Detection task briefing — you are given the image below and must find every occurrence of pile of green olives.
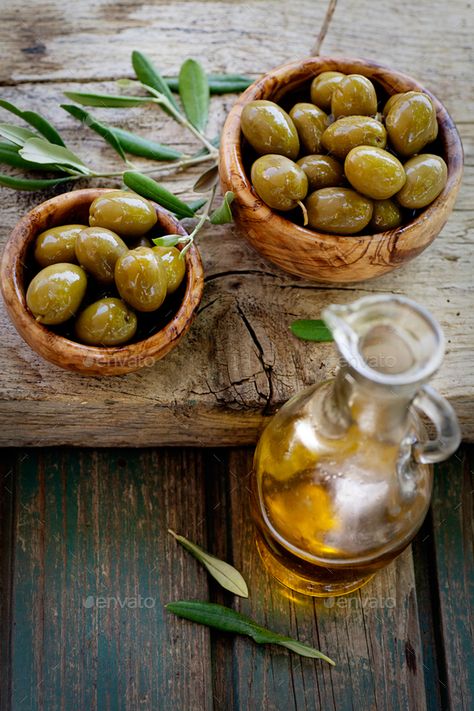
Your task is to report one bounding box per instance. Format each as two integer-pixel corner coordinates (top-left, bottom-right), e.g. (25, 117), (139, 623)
(241, 72), (448, 236)
(26, 190), (186, 346)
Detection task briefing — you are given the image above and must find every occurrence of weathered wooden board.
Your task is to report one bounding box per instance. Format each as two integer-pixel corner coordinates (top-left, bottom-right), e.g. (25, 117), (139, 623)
(0, 0), (473, 446)
(4, 447), (472, 710)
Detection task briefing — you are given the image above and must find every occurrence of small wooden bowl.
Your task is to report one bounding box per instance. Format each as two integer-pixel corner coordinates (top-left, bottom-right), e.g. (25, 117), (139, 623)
(219, 56), (463, 283)
(0, 188), (204, 375)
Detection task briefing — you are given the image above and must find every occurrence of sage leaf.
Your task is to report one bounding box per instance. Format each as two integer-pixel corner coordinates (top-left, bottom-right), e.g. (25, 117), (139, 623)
(178, 59), (210, 132)
(0, 99), (66, 146)
(63, 91), (151, 108)
(0, 173), (71, 191)
(168, 530), (248, 597)
(109, 127), (182, 161)
(290, 319), (333, 342)
(166, 601), (335, 665)
(209, 191), (234, 225)
(164, 73), (253, 95)
(132, 51), (180, 112)
(61, 105), (127, 163)
(0, 141), (63, 171)
(19, 138), (92, 175)
(0, 123), (39, 147)
(152, 235), (182, 248)
(123, 171), (195, 218)
(193, 164), (219, 192)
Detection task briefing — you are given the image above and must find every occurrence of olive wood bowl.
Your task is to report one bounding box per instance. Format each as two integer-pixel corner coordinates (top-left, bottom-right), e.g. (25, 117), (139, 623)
(219, 56), (463, 283)
(0, 188), (204, 375)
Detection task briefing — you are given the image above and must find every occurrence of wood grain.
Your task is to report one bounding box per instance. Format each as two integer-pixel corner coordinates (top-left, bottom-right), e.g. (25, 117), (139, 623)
(0, 0), (472, 445)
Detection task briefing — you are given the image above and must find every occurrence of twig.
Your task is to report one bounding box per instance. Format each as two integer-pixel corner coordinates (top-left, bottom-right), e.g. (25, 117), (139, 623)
(311, 0), (338, 56)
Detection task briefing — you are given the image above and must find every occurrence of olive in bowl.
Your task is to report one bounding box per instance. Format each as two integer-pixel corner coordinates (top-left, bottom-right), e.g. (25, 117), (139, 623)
(219, 57), (463, 283)
(0, 189), (204, 375)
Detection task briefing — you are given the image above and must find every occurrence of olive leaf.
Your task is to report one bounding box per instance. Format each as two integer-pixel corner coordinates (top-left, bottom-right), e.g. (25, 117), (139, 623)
(109, 127), (183, 161)
(209, 191), (234, 225)
(63, 91), (152, 108)
(132, 51), (180, 112)
(0, 173), (71, 190)
(166, 601), (335, 664)
(0, 99), (66, 146)
(0, 141), (63, 171)
(19, 138), (92, 175)
(290, 319), (333, 342)
(152, 235), (182, 248)
(168, 530), (248, 597)
(61, 105), (128, 163)
(165, 73), (253, 95)
(193, 164), (219, 192)
(123, 171), (195, 218)
(178, 59), (210, 132)
(0, 123), (39, 147)
(186, 197), (207, 212)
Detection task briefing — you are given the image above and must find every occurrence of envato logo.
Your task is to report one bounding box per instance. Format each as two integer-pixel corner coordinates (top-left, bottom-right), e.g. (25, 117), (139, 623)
(83, 594), (156, 609)
(323, 596), (396, 609)
(82, 355), (157, 370)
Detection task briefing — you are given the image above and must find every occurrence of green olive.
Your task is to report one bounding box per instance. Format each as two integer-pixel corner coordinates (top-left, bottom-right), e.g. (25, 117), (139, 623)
(331, 74), (378, 118)
(241, 100), (300, 159)
(114, 247), (167, 312)
(26, 263), (87, 325)
(345, 146), (406, 200)
(310, 71), (345, 111)
(75, 227), (128, 284)
(385, 91), (438, 156)
(306, 188), (373, 235)
(250, 154), (308, 210)
(396, 154), (447, 209)
(321, 116), (387, 159)
(89, 190), (157, 238)
(369, 199), (403, 232)
(152, 245), (186, 294)
(34, 224), (86, 268)
(296, 154), (344, 190)
(288, 103), (328, 153)
(382, 92), (405, 117)
(75, 297), (137, 346)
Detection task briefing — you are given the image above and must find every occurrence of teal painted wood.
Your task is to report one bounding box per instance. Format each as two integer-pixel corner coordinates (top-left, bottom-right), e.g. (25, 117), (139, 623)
(430, 446), (474, 710)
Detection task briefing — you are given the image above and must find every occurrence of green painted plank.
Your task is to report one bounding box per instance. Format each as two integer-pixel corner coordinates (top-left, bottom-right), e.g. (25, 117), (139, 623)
(430, 446), (474, 710)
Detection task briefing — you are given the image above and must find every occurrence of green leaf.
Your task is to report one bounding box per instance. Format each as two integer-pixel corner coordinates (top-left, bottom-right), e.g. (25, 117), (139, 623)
(19, 138), (92, 175)
(0, 123), (39, 147)
(164, 73), (253, 94)
(168, 530), (248, 597)
(0, 141), (63, 171)
(61, 105), (127, 163)
(109, 127), (183, 161)
(290, 319), (334, 342)
(132, 51), (180, 112)
(178, 59), (210, 132)
(209, 191), (234, 225)
(122, 171), (195, 218)
(152, 235), (182, 248)
(166, 601), (335, 665)
(63, 91), (151, 108)
(0, 173), (71, 191)
(0, 99), (66, 146)
(186, 197), (207, 212)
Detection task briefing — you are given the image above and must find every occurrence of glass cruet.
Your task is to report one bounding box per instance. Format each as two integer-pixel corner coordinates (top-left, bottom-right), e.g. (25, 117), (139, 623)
(251, 294), (461, 597)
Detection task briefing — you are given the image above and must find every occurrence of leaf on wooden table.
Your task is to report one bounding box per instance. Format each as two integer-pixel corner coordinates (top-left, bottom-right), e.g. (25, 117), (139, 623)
(178, 59), (210, 132)
(0, 141), (63, 171)
(209, 191), (234, 225)
(63, 91), (152, 108)
(132, 51), (180, 112)
(168, 529), (248, 597)
(109, 127), (183, 161)
(290, 319), (333, 342)
(0, 123), (39, 147)
(193, 164), (219, 192)
(122, 171), (195, 218)
(0, 99), (66, 146)
(0, 173), (71, 190)
(61, 104), (127, 163)
(164, 73), (253, 94)
(19, 138), (92, 175)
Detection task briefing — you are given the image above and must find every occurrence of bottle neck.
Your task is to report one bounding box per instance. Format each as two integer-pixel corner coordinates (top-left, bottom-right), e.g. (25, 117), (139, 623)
(328, 366), (415, 443)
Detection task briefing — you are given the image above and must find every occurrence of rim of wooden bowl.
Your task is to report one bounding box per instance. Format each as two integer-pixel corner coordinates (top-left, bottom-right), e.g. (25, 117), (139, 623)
(0, 188), (204, 375)
(219, 56), (464, 282)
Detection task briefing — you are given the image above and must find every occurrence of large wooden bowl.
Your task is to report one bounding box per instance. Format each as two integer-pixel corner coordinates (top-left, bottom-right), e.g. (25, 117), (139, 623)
(220, 57), (463, 283)
(0, 188), (204, 375)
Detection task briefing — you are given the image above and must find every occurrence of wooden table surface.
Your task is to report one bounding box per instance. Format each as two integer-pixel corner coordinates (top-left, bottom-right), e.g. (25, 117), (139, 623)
(0, 1), (473, 710)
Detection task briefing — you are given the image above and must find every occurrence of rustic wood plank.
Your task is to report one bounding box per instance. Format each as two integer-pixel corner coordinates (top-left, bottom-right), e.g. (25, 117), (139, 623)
(0, 452), (15, 711)
(4, 448), (214, 711)
(0, 0), (472, 446)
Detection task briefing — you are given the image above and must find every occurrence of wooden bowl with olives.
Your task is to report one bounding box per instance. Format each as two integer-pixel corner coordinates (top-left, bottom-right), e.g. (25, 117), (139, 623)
(219, 56), (463, 283)
(1, 188), (204, 375)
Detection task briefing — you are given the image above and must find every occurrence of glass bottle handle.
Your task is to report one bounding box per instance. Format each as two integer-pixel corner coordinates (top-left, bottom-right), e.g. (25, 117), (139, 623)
(413, 385), (461, 464)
